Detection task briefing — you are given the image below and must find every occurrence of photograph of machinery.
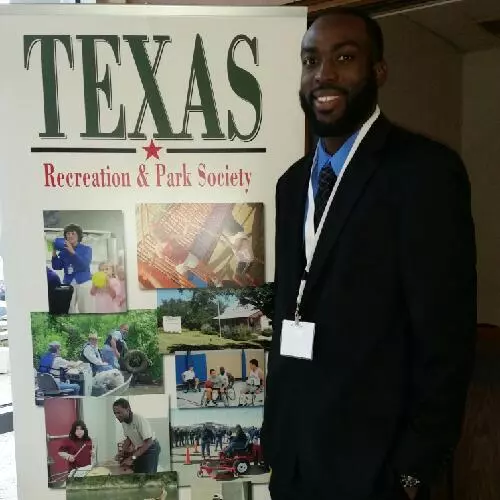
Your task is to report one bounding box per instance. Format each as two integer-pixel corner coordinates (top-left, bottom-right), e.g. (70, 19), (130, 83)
(136, 203), (264, 289)
(31, 310), (163, 403)
(170, 407), (268, 488)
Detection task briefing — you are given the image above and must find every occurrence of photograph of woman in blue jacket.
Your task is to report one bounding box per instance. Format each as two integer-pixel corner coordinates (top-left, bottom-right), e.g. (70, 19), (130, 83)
(51, 223), (93, 314)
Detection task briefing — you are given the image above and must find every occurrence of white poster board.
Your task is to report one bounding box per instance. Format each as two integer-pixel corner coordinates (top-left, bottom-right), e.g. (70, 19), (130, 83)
(163, 316), (182, 333)
(0, 4), (306, 500)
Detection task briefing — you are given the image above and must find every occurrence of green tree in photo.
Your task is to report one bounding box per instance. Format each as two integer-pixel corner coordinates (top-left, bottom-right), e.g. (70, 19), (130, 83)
(31, 309), (162, 379)
(157, 288), (219, 331)
(233, 282), (274, 323)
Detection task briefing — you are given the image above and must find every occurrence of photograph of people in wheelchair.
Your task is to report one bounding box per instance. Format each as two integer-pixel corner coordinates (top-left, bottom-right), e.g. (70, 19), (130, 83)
(175, 349), (265, 409)
(170, 407), (269, 488)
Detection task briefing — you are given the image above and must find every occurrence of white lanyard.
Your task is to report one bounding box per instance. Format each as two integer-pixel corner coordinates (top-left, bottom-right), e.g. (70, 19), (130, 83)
(296, 106), (381, 324)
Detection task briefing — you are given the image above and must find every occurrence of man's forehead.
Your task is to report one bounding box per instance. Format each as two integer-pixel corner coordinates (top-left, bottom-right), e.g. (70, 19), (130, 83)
(301, 14), (369, 50)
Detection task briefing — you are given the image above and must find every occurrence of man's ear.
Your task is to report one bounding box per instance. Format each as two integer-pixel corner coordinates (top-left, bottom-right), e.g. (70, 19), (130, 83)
(374, 59), (388, 87)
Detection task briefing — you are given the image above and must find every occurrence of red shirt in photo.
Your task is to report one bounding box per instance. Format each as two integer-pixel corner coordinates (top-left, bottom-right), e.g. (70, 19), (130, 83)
(58, 438), (92, 470)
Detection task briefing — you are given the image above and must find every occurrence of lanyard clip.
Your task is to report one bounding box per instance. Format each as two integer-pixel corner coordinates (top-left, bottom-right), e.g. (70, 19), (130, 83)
(294, 309), (301, 326)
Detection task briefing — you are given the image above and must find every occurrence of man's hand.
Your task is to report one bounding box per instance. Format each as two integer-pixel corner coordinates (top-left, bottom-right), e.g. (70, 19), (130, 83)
(64, 240), (75, 255)
(67, 455), (75, 463)
(120, 457), (133, 467)
(404, 487), (418, 500)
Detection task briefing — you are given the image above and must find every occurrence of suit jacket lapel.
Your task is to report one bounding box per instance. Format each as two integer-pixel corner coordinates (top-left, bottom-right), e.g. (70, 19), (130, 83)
(273, 153), (311, 323)
(302, 116), (393, 307)
(286, 154), (312, 291)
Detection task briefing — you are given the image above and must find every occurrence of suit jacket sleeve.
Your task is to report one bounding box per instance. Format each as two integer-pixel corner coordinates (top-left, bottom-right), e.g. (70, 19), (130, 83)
(268, 176), (284, 375)
(261, 175), (284, 462)
(390, 147), (477, 482)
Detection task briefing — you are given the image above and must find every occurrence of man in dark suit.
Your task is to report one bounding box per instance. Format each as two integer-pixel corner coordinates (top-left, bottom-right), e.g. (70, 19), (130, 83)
(262, 8), (476, 500)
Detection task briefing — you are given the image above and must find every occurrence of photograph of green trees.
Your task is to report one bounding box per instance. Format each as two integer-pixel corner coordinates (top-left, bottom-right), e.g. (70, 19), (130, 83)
(156, 284), (274, 353)
(32, 309), (163, 401)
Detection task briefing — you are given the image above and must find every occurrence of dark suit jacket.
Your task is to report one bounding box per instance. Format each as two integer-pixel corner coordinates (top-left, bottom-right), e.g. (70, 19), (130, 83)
(263, 115), (477, 499)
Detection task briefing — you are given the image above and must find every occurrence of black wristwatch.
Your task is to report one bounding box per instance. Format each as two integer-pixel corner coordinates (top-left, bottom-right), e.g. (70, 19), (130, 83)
(400, 474), (421, 488)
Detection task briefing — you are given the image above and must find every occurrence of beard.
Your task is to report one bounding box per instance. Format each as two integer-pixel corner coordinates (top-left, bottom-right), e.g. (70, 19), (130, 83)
(299, 71), (378, 138)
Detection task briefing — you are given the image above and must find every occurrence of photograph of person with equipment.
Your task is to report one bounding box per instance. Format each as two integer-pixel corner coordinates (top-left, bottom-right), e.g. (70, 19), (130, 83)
(45, 394), (171, 489)
(44, 210), (127, 315)
(32, 310), (163, 403)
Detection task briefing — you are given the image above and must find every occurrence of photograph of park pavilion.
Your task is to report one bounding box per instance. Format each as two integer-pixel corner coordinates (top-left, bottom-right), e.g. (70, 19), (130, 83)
(136, 203), (264, 289)
(156, 284), (273, 353)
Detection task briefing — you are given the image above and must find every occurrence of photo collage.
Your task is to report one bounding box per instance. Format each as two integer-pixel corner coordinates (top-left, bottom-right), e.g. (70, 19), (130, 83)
(34, 204), (272, 499)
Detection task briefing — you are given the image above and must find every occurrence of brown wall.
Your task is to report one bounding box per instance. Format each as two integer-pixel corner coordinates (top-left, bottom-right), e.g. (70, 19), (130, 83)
(462, 48), (500, 327)
(378, 14), (463, 153)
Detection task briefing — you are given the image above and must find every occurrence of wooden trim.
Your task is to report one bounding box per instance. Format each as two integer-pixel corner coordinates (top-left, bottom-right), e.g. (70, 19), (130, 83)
(295, 0), (385, 8)
(290, 0), (440, 15)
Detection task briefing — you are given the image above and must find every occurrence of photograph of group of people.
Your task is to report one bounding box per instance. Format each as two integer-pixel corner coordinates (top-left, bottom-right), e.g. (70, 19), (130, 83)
(30, 205), (273, 499)
(176, 349), (265, 409)
(31, 310), (163, 402)
(44, 395), (170, 488)
(170, 407), (268, 491)
(44, 210), (128, 315)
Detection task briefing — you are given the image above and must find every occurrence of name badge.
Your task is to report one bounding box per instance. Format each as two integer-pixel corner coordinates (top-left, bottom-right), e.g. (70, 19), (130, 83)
(280, 319), (315, 360)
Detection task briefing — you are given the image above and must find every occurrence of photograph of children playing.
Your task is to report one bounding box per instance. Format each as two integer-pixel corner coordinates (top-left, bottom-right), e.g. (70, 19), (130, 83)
(44, 210), (127, 315)
(32, 310), (163, 402)
(45, 395), (170, 488)
(175, 349), (265, 409)
(170, 407), (269, 488)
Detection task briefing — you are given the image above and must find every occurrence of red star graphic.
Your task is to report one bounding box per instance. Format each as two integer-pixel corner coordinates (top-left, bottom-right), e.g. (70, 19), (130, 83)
(143, 139), (162, 160)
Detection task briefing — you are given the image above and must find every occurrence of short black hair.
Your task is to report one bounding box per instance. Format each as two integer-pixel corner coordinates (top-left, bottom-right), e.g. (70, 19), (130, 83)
(113, 398), (130, 410)
(249, 359), (258, 367)
(313, 7), (384, 62)
(63, 223), (83, 242)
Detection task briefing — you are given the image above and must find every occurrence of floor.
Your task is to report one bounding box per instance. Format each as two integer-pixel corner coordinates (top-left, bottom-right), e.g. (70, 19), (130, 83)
(0, 431), (16, 500)
(0, 373), (12, 407)
(0, 372), (17, 500)
(176, 382), (265, 409)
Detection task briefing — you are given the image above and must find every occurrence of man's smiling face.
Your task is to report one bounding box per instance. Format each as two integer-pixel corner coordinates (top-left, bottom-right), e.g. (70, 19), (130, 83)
(299, 14), (386, 138)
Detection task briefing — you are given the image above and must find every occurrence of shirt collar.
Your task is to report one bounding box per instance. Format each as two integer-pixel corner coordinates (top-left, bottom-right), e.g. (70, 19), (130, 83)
(316, 131), (359, 176)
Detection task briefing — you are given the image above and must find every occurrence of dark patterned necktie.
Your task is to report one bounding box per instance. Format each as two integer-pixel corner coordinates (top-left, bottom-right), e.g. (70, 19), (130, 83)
(314, 164), (337, 230)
